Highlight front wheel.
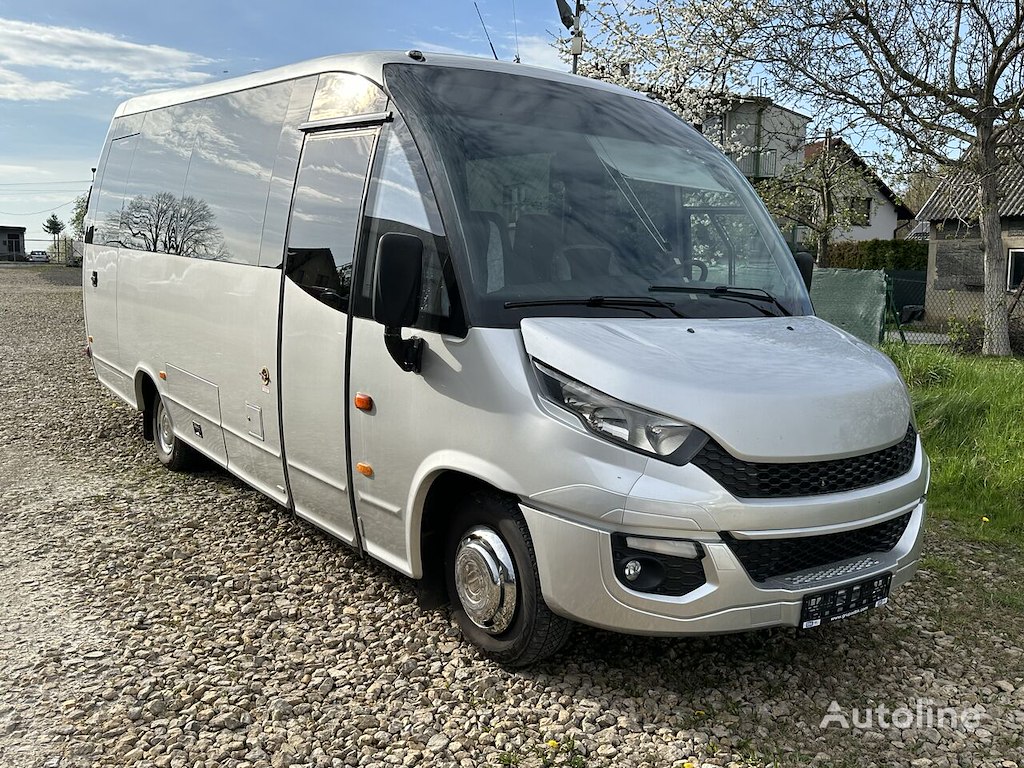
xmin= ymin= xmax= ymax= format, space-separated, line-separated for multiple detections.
xmin=153 ymin=394 xmax=196 ymax=472
xmin=445 ymin=491 xmax=572 ymax=667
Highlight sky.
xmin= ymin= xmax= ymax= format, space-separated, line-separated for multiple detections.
xmin=0 ymin=1 xmax=569 ymax=245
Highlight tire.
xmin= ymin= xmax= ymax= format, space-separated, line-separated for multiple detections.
xmin=445 ymin=491 xmax=572 ymax=667
xmin=153 ymin=394 xmax=196 ymax=472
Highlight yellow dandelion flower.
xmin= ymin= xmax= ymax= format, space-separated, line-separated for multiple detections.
xmin=547 ymin=739 xmax=559 ymax=749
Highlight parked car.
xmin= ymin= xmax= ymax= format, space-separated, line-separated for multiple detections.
xmin=28 ymin=250 xmax=49 ymax=263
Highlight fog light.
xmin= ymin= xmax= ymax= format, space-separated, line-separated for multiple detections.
xmin=611 ymin=533 xmax=706 ymax=596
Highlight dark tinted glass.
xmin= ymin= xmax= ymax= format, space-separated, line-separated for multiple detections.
xmin=111 ymin=113 xmax=144 ymax=140
xmin=1010 ymin=251 xmax=1024 ymax=290
xmin=259 ymin=77 xmax=318 ymax=268
xmin=284 ymin=130 xmax=375 ymax=311
xmin=309 ymin=72 xmax=388 ymax=122
xmin=386 ymin=64 xmax=812 ymax=326
xmin=183 ymin=82 xmax=293 ymax=265
xmin=92 ymin=134 xmax=139 ymax=247
xmin=353 ymin=115 xmax=460 ymax=333
xmin=119 ymin=104 xmax=200 ymax=255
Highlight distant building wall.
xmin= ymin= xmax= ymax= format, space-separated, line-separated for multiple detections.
xmin=704 ymin=98 xmax=809 ymax=179
xmin=1 ymin=225 xmax=27 ymax=260
xmin=924 ymin=218 xmax=1023 ymax=320
xmin=834 ymin=189 xmax=902 ymax=242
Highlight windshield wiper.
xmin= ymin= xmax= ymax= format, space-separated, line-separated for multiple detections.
xmin=648 ymin=284 xmax=792 ymax=317
xmin=504 ymin=295 xmax=687 ymax=318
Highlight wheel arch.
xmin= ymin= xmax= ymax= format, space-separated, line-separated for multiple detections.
xmin=133 ymin=368 xmax=161 ymax=442
xmin=410 ymin=458 xmax=522 ymax=609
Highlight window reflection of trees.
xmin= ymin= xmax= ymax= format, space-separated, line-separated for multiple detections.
xmin=102 ymin=192 xmax=226 ymax=260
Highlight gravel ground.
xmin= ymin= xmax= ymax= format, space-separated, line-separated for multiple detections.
xmin=1 ymin=264 xmax=1022 ymax=768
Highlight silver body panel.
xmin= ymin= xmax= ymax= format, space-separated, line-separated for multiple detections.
xmin=92 ymin=250 xmax=288 ymax=504
xmin=280 ymin=279 xmax=356 ymax=544
xmin=83 ymin=51 xmax=929 ymax=638
xmin=520 ymin=315 xmax=911 ymax=461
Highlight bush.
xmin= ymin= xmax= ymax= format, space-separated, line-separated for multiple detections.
xmin=882 ymin=343 xmax=1024 ymax=541
xmin=828 ymin=239 xmax=928 ymax=270
xmin=947 ymin=315 xmax=1024 ymax=356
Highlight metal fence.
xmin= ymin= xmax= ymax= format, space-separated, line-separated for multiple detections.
xmin=885 ymin=271 xmax=1024 ymax=353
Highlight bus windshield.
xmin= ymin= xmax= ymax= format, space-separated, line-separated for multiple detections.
xmin=385 ymin=64 xmax=813 ymax=325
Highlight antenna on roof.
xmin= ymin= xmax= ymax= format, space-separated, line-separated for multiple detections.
xmin=512 ymin=0 xmax=521 ymax=63
xmin=474 ymin=2 xmax=500 ymax=61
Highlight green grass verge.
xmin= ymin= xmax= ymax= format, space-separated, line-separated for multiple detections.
xmin=883 ymin=343 xmax=1024 ymax=543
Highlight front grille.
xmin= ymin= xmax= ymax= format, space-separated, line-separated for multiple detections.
xmin=691 ymin=425 xmax=917 ymax=498
xmin=722 ymin=511 xmax=912 ymax=583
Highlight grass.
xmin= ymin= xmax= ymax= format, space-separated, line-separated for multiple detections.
xmin=883 ymin=343 xmax=1024 ymax=543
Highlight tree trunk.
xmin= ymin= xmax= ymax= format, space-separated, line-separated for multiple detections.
xmin=817 ymin=232 xmax=830 ymax=267
xmin=976 ymin=121 xmax=1011 ymax=356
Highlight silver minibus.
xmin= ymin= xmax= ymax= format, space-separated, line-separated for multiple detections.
xmin=83 ymin=51 xmax=928 ymax=665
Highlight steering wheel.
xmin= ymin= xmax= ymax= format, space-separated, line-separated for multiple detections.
xmin=656 ymin=259 xmax=708 ymax=283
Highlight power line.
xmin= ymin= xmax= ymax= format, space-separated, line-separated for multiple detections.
xmin=0 ymin=198 xmax=78 ymax=216
xmin=0 ymin=179 xmax=92 ymax=186
xmin=0 ymin=190 xmax=87 ymax=195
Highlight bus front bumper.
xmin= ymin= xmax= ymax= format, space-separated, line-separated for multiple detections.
xmin=520 ymin=498 xmax=925 ymax=636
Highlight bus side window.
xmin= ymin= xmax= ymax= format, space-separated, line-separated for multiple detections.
xmin=92 ymin=134 xmax=140 ymax=247
xmin=283 ymin=130 xmax=376 ymax=311
xmin=354 ymin=116 xmax=462 ymax=335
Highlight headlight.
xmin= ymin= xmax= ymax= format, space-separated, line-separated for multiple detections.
xmin=533 ymin=361 xmax=707 ymax=464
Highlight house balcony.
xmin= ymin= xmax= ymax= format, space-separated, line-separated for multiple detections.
xmin=729 ymin=148 xmax=778 ymax=179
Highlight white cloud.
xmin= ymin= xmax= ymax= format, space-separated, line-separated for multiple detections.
xmin=0 ymin=66 xmax=81 ymax=101
xmin=514 ymin=34 xmax=567 ymax=72
xmin=0 ymin=17 xmax=214 ymax=102
xmin=407 ymin=40 xmax=481 ymax=57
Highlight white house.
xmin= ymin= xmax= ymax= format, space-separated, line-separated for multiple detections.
xmin=803 ymin=139 xmax=914 ymax=242
xmin=703 ymin=96 xmax=811 ymax=179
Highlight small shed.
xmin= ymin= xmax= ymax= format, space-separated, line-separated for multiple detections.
xmin=1 ymin=225 xmax=27 ymax=261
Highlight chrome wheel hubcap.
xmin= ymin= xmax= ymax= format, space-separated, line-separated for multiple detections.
xmin=454 ymin=526 xmax=517 ymax=634
xmin=157 ymin=402 xmax=175 ymax=455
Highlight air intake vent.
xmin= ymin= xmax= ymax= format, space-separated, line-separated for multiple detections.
xmin=722 ymin=512 xmax=912 ymax=583
xmin=692 ymin=425 xmax=917 ymax=499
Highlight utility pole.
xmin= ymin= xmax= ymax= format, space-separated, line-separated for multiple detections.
xmin=556 ymin=0 xmax=584 ymax=74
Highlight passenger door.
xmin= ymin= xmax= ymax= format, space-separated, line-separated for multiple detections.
xmin=347 ymin=116 xmax=460 ymax=572
xmin=84 ymin=131 xmax=138 ymax=400
xmin=279 ymin=129 xmax=377 ymax=544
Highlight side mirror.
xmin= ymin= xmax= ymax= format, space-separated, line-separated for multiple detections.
xmin=372 ymin=233 xmax=425 ymax=373
xmin=793 ymin=249 xmax=814 ymax=291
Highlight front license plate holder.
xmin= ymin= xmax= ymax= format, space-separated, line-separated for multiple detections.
xmin=800 ymin=573 xmax=892 ymax=629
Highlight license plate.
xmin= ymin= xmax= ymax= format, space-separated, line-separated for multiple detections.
xmin=800 ymin=573 xmax=892 ymax=629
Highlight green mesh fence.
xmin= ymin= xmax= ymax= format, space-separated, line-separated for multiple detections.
xmin=809 ymin=267 xmax=886 ymax=345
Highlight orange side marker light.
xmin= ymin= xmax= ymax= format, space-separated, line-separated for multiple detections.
xmin=354 ymin=393 xmax=374 ymax=411
xmin=159 ymin=371 xmax=167 ymax=380
xmin=356 ymin=462 xmax=374 ymax=478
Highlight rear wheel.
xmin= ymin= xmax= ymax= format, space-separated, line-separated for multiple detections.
xmin=445 ymin=491 xmax=572 ymax=667
xmin=153 ymin=395 xmax=196 ymax=471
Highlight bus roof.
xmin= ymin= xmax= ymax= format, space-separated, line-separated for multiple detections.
xmin=114 ymin=50 xmax=646 ymax=117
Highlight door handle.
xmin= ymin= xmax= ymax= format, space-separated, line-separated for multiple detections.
xmin=91 ymin=271 xmax=98 ymax=287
